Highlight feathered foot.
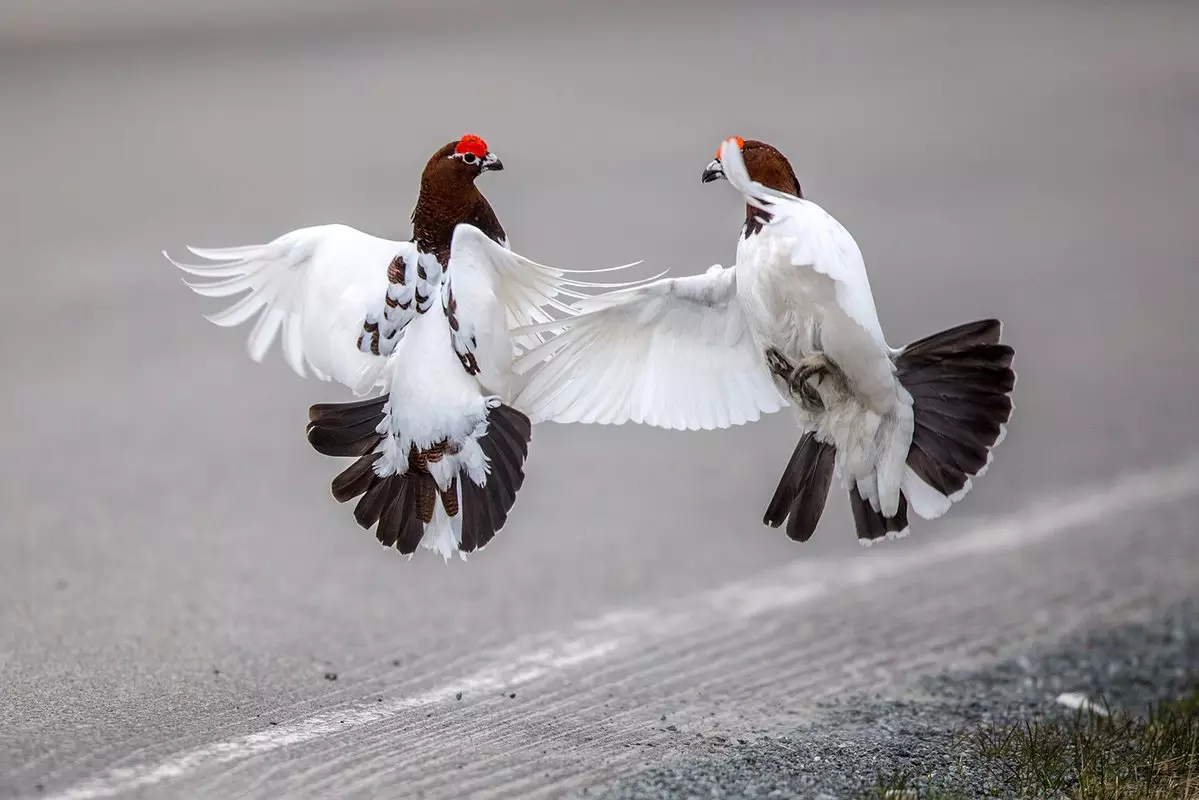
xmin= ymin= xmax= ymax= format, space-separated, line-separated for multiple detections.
xmin=765 ymin=348 xmax=844 ymax=412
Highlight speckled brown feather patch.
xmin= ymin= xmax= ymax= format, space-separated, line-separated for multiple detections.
xmin=387 ymin=253 xmax=408 ymax=286
xmin=385 ymin=441 xmax=457 ymax=524
xmin=408 ymin=444 xmax=427 ymax=472
xmin=442 ymin=283 xmax=482 ymax=375
xmin=445 ymin=285 xmax=460 ymax=331
xmin=456 ymin=351 xmax=480 ymax=376
xmin=415 ymin=475 xmax=436 ymax=523
xmin=359 ymin=318 xmax=382 ymax=355
xmin=440 ymin=476 xmax=460 ymax=517
xmin=424 ymin=440 xmax=448 ymax=464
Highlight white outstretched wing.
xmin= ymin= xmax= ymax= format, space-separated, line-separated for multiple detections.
xmin=510 ymin=265 xmax=787 ymax=431
xmin=165 ymin=224 xmax=417 ymax=395
xmin=441 ymin=223 xmax=656 ymax=394
xmin=720 ymin=138 xmax=888 ymax=347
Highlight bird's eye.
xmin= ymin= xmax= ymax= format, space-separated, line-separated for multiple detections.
xmin=461 ymin=152 xmax=479 ymax=165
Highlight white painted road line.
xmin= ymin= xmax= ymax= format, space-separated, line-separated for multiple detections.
xmin=41 ymin=455 xmax=1199 ymax=800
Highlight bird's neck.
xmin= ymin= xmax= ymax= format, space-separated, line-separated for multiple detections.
xmin=743 ymin=204 xmax=771 ymax=238
xmin=412 ymin=181 xmax=505 ymax=265
xmin=741 ymin=169 xmax=802 ymax=238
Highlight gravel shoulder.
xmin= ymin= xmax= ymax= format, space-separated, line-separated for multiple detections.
xmin=598 ymin=599 xmax=1199 ymax=799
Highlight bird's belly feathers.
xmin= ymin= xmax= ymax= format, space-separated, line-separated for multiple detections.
xmin=385 ymin=311 xmax=490 ymax=453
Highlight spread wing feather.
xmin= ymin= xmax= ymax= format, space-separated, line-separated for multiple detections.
xmin=165 ymin=224 xmax=417 ymax=395
xmin=510 ymin=265 xmax=787 ymax=431
xmin=441 ymin=224 xmax=657 ymax=388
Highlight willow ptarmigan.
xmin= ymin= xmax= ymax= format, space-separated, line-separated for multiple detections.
xmin=513 ymin=136 xmax=1015 ymax=545
xmin=166 ymin=134 xmax=649 ymax=560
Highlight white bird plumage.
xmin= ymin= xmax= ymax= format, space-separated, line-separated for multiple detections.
xmin=717 ymin=137 xmax=916 ymax=521
xmin=166 ymin=224 xmax=406 ymax=396
xmin=165 ymin=223 xmax=652 ymax=397
xmin=513 ymin=137 xmax=1015 ymax=544
xmin=512 ymin=264 xmax=786 ymax=431
xmin=167 ymin=218 xmax=654 ymax=560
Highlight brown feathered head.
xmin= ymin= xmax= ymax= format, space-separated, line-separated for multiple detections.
xmin=421 ymin=134 xmax=504 ymax=186
xmin=412 ymin=134 xmax=508 ymax=258
xmin=701 ymin=137 xmax=802 ymax=198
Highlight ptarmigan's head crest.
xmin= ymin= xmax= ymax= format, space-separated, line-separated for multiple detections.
xmin=455 ymin=134 xmax=489 ymax=161
xmin=423 ymin=134 xmax=504 ymax=187
xmin=702 ymin=137 xmax=801 ymax=198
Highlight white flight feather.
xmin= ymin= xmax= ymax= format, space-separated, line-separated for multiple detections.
xmin=511 ymin=266 xmax=787 ymax=430
xmin=165 ymin=224 xmax=410 ymax=395
xmin=166 ymin=223 xmax=653 ymax=398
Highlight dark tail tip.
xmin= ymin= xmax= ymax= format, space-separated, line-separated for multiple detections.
xmin=309 ymin=395 xmax=391 ymax=425
xmin=900 ymin=318 xmax=1002 ymax=357
xmin=331 ymin=452 xmax=382 ymax=503
xmin=763 ymin=432 xmax=837 ymax=542
xmin=849 ymin=486 xmax=909 ymax=543
xmin=306 ymin=395 xmax=389 ymax=457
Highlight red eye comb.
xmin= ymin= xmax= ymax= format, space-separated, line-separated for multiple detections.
xmin=456 ymin=134 xmax=489 ymax=159
xmin=715 ymin=136 xmax=744 ymax=160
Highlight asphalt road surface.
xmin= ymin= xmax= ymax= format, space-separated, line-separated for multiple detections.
xmin=2 ymin=2 xmax=1198 ymax=798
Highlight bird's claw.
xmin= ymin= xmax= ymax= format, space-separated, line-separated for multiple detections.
xmin=765 ymin=348 xmax=837 ymax=413
xmin=765 ymin=348 xmax=793 ymax=379
xmin=792 ymin=357 xmax=829 ymax=412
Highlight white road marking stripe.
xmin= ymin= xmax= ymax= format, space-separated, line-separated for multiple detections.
xmin=41 ymin=455 xmax=1199 ymax=800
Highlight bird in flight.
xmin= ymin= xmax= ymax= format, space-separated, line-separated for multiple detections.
xmin=166 ymin=134 xmax=649 ymax=560
xmin=513 ymin=136 xmax=1015 ymax=545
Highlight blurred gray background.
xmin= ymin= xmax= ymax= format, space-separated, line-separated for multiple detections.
xmin=2 ymin=2 xmax=1197 ymax=798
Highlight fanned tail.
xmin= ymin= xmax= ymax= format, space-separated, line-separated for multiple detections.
xmin=896 ymin=318 xmax=1016 ymax=520
xmin=306 ymin=397 xmax=531 ymax=559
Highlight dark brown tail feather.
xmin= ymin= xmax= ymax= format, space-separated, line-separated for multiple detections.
xmin=764 ymin=433 xmax=913 ymax=544
xmin=308 ymin=395 xmax=391 ymax=428
xmin=763 ymin=432 xmax=836 ymax=542
xmin=895 ymin=319 xmax=1015 ymax=499
xmin=306 ymin=395 xmax=389 ymax=458
xmin=460 ymin=404 xmax=531 ymax=553
xmin=306 ymin=396 xmax=531 ymax=555
xmin=848 ymin=486 xmax=909 ymax=543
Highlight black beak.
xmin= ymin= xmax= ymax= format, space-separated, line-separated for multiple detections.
xmin=701 ymin=158 xmax=724 ymax=184
xmin=482 ymin=153 xmax=504 ymax=172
